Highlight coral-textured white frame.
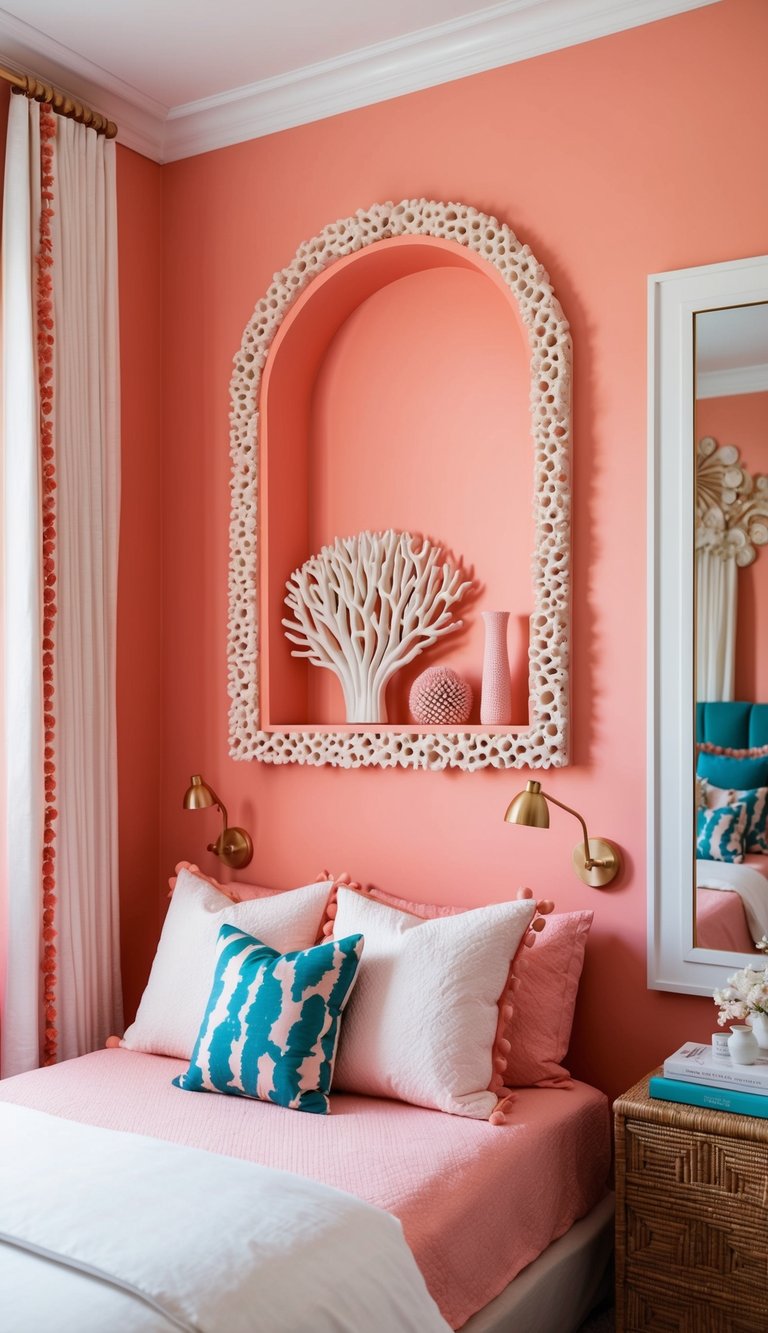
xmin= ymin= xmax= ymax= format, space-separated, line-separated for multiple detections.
xmin=228 ymin=198 xmax=572 ymax=769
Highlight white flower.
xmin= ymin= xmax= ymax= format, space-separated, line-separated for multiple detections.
xmin=713 ymin=964 xmax=768 ymax=1023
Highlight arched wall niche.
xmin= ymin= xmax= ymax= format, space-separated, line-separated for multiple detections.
xmin=261 ymin=237 xmax=533 ymax=731
xmin=228 ymin=199 xmax=572 ymax=770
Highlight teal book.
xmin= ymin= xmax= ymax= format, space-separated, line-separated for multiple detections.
xmin=649 ymin=1075 xmax=768 ymax=1119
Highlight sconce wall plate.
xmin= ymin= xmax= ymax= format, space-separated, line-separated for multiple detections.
xmin=572 ymin=838 xmax=621 ymax=889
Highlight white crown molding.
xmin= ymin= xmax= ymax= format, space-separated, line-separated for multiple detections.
xmin=697 ymin=363 xmax=768 ymax=399
xmin=0 ymin=6 xmax=167 ymax=159
xmin=163 ymin=0 xmax=723 ymax=161
xmin=0 ymin=0 xmax=722 ymax=163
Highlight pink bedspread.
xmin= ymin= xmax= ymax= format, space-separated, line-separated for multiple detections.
xmin=696 ymin=887 xmax=756 ymax=951
xmin=0 ymin=1050 xmax=610 ymax=1329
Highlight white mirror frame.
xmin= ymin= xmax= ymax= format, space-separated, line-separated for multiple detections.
xmin=648 ymin=253 xmax=768 ymax=995
xmin=228 ymin=198 xmax=572 ymax=770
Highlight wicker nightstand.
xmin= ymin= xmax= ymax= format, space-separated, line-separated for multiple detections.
xmin=614 ymin=1072 xmax=768 ymax=1332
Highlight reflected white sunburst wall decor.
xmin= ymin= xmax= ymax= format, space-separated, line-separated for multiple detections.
xmin=228 ymin=198 xmax=572 ymax=769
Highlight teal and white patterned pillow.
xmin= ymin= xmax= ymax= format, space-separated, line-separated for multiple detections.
xmin=696 ymin=801 xmax=748 ymax=863
xmin=729 ymin=786 xmax=768 ymax=854
xmin=702 ymin=782 xmax=768 ymax=855
xmin=173 ymin=925 xmax=363 ymax=1114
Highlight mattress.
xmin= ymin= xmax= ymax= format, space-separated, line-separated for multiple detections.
xmin=0 ymin=1049 xmax=610 ymax=1330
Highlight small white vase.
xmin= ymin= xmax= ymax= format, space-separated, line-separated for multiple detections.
xmin=749 ymin=1012 xmax=768 ymax=1050
xmin=728 ymin=1024 xmax=760 ymax=1064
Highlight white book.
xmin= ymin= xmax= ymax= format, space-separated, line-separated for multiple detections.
xmin=663 ymin=1041 xmax=768 ymax=1096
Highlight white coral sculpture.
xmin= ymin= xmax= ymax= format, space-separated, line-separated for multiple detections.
xmin=283 ymin=530 xmax=474 ymax=725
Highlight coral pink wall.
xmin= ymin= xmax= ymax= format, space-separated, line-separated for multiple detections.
xmin=145 ymin=0 xmax=768 ymax=1102
xmin=115 ymin=147 xmax=164 ymax=1021
xmin=310 ymin=263 xmax=532 ymax=727
xmin=261 ymin=238 xmax=532 ymax=727
xmin=697 ymin=391 xmax=768 ymax=702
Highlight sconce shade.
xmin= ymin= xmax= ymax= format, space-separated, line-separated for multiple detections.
xmin=504 ymin=780 xmax=550 ymax=829
xmin=183 ymin=775 xmax=216 ymax=810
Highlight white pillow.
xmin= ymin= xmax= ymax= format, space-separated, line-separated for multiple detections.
xmin=121 ymin=868 xmax=332 ymax=1059
xmin=332 ymin=888 xmax=536 ymax=1119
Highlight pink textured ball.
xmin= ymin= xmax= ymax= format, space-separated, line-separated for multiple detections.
xmin=409 ymin=666 xmax=473 ymax=725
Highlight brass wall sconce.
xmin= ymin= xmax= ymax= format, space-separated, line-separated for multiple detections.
xmin=504 ymin=779 xmax=621 ymax=888
xmin=182 ymin=775 xmax=253 ymax=870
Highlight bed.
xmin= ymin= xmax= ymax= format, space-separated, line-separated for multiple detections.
xmin=0 ymin=1050 xmax=611 ymax=1332
xmin=697 ymin=855 xmax=768 ymax=951
xmin=0 ymin=868 xmax=613 ymax=1331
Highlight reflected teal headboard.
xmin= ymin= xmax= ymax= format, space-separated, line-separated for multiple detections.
xmin=696 ymin=701 xmax=768 ymax=749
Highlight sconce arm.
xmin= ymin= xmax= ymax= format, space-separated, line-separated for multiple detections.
xmin=203 ymin=787 xmax=229 ymax=854
xmin=540 ymin=789 xmax=608 ymax=870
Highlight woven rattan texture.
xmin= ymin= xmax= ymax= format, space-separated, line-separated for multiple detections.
xmin=228 ymin=198 xmax=572 ymax=769
xmin=614 ymin=1074 xmax=768 ymax=1333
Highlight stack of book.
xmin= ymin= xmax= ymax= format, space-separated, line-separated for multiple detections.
xmin=650 ymin=1041 xmax=768 ymax=1118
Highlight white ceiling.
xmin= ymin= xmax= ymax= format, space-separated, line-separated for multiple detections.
xmin=0 ymin=0 xmax=722 ymax=162
xmin=0 ymin=0 xmax=505 ymax=108
xmin=697 ymin=303 xmax=768 ymax=399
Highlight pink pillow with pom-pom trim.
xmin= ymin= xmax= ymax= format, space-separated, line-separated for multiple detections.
xmin=169 ymin=861 xmax=285 ymax=903
xmin=503 ymin=910 xmax=593 ymax=1088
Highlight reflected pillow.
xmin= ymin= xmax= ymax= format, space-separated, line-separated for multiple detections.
xmin=696 ymin=750 xmax=768 ymax=792
xmin=174 ymin=926 xmax=363 ymax=1114
xmin=696 ymin=801 xmax=748 ymax=863
xmin=704 ymin=782 xmax=768 ymax=855
xmin=697 ymin=742 xmax=768 ymax=759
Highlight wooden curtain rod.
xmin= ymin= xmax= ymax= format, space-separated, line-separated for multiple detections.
xmin=0 ymin=65 xmax=117 ymax=138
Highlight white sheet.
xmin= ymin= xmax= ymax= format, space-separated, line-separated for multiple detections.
xmin=696 ymin=859 xmax=768 ymax=944
xmin=0 ymin=1103 xmax=450 ymax=1333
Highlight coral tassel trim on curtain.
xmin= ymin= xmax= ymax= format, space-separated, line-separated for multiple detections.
xmin=38 ymin=104 xmax=58 ymax=1065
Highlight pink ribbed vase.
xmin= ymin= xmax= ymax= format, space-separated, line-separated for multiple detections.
xmin=480 ymin=611 xmax=512 ymax=725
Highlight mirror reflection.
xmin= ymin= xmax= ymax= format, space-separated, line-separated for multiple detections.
xmin=694 ymin=301 xmax=768 ymax=953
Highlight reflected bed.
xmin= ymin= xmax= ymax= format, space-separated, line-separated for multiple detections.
xmin=696 ymin=854 xmax=768 ymax=952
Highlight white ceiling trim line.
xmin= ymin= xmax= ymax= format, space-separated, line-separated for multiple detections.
xmin=164 ymin=0 xmax=723 ymax=161
xmin=0 ymin=0 xmax=723 ymax=164
xmin=697 ymin=363 xmax=768 ymax=399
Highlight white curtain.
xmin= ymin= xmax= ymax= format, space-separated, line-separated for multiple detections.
xmin=0 ymin=98 xmax=45 ymax=1076
xmin=696 ymin=547 xmax=737 ymax=702
xmin=1 ymin=96 xmax=122 ymax=1075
